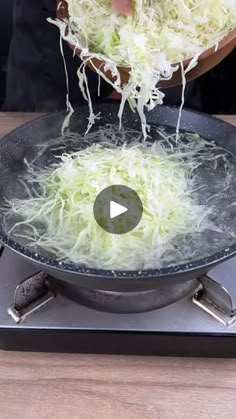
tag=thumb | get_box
[111,0,133,15]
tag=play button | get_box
[110,201,128,219]
[93,185,143,234]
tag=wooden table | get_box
[0,113,236,419]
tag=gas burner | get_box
[1,246,236,357]
[7,268,236,326]
[7,271,199,317]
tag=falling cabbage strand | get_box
[49,0,236,137]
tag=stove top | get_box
[1,246,236,357]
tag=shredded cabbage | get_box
[3,126,228,271]
[49,0,236,137]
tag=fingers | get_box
[111,0,133,15]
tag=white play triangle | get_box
[110,201,128,219]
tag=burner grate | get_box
[193,276,236,326]
[8,272,56,323]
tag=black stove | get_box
[1,246,236,357]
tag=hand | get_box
[111,0,133,15]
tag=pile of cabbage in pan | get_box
[3,126,234,271]
[51,0,236,136]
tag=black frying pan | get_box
[0,103,236,292]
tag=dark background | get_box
[0,0,13,107]
[0,0,235,113]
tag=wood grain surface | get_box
[0,113,236,419]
